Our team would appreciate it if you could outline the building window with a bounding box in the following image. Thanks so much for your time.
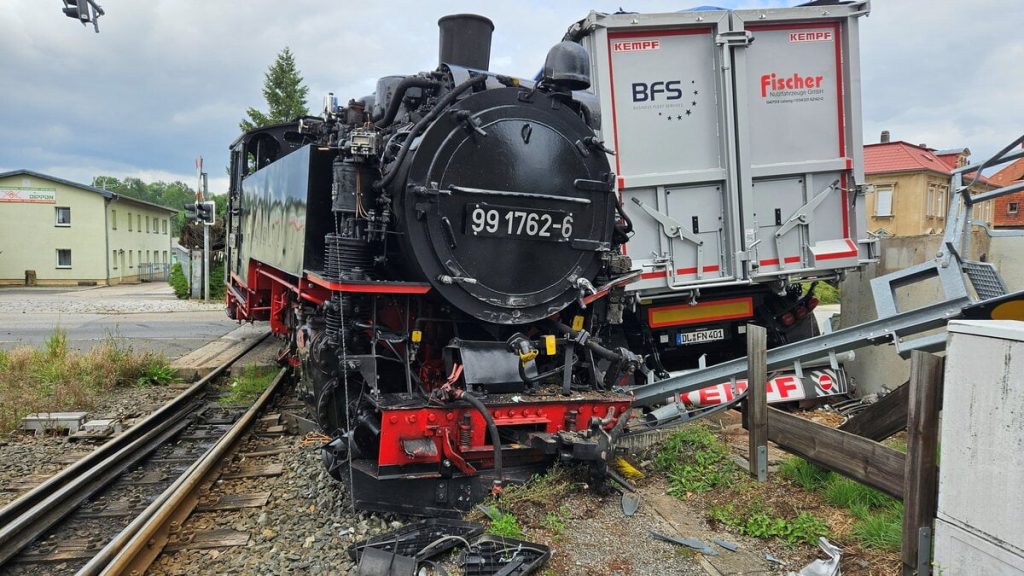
[146,215,150,233]
[112,250,118,269]
[874,186,894,217]
[137,214,141,232]
[129,251,133,268]
[128,212,133,231]
[926,183,947,219]
[146,250,150,264]
[1009,202,1020,215]
[163,250,168,264]
[55,206,71,226]
[112,209,117,230]
[162,219,168,234]
[56,249,72,268]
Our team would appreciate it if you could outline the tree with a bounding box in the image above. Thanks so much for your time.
[239,47,310,132]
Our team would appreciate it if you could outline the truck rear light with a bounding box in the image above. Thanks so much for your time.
[780,312,795,326]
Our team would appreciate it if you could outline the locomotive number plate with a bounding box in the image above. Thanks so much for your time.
[466,204,573,241]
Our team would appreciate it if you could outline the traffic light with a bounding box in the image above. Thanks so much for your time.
[197,201,216,225]
[62,0,89,22]
[183,202,200,223]
[62,0,104,32]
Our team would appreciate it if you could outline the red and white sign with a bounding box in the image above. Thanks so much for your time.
[788,31,833,43]
[612,39,660,52]
[681,369,848,407]
[0,187,56,204]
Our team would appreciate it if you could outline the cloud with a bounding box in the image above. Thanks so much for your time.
[1,0,1020,191]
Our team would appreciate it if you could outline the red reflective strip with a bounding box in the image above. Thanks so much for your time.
[758,256,801,267]
[639,265,720,280]
[815,239,859,261]
[607,28,712,39]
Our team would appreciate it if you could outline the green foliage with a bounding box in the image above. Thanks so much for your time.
[803,281,840,305]
[541,506,571,535]
[220,365,278,405]
[136,361,180,388]
[779,457,830,491]
[209,260,226,301]
[710,503,829,546]
[655,424,737,496]
[488,510,524,540]
[168,262,189,299]
[240,47,310,132]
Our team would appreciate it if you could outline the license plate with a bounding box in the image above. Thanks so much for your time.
[676,328,726,345]
[466,204,573,242]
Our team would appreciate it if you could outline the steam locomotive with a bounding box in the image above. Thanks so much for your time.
[226,15,640,516]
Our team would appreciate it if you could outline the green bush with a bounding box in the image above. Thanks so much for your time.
[656,424,737,497]
[209,260,226,301]
[803,281,840,305]
[168,262,189,299]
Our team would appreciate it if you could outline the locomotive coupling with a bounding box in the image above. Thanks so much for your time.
[506,333,539,364]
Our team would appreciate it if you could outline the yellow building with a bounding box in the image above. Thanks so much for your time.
[863,137,994,237]
[0,170,177,286]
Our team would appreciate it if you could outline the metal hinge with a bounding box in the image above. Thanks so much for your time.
[716,30,753,47]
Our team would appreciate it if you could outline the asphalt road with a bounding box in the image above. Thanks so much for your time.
[0,284,240,359]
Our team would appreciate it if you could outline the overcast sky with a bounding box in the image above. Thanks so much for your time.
[1,0,1021,195]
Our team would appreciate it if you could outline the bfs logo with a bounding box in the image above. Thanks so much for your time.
[632,81,683,102]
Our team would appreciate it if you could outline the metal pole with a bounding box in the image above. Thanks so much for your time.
[203,224,210,302]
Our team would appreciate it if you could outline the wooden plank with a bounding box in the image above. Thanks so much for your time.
[902,352,944,576]
[839,381,909,441]
[220,463,284,480]
[746,324,768,481]
[766,407,906,499]
[196,492,271,512]
[165,529,251,552]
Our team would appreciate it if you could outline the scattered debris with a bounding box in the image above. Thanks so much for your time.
[650,531,719,556]
[766,553,785,566]
[713,539,739,552]
[460,534,551,576]
[620,492,641,517]
[787,537,842,576]
[349,518,484,563]
[358,546,417,576]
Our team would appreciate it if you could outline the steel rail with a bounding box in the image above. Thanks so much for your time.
[81,366,290,576]
[0,331,270,565]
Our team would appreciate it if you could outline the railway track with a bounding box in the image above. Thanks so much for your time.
[0,333,291,576]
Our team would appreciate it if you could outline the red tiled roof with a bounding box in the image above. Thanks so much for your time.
[865,141,994,184]
[991,157,1024,187]
[865,141,950,175]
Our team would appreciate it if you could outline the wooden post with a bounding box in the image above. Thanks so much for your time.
[902,351,944,576]
[746,324,768,482]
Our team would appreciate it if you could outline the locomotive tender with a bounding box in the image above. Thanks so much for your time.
[226,15,639,515]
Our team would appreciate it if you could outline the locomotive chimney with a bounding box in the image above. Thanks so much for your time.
[880,130,890,143]
[438,14,494,71]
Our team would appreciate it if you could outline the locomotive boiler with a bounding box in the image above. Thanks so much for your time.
[225,15,639,516]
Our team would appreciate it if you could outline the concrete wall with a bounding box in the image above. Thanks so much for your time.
[0,173,107,284]
[839,231,991,395]
[986,235,1024,293]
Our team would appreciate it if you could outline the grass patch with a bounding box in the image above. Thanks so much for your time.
[0,328,178,434]
[655,424,738,497]
[710,502,829,545]
[779,457,903,552]
[541,505,571,536]
[779,457,830,490]
[803,281,840,305]
[220,365,278,405]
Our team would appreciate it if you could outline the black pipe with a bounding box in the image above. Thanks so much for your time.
[460,391,503,486]
[373,77,441,128]
[374,74,486,191]
[550,320,624,362]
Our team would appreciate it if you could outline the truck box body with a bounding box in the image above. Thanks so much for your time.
[577,3,872,296]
